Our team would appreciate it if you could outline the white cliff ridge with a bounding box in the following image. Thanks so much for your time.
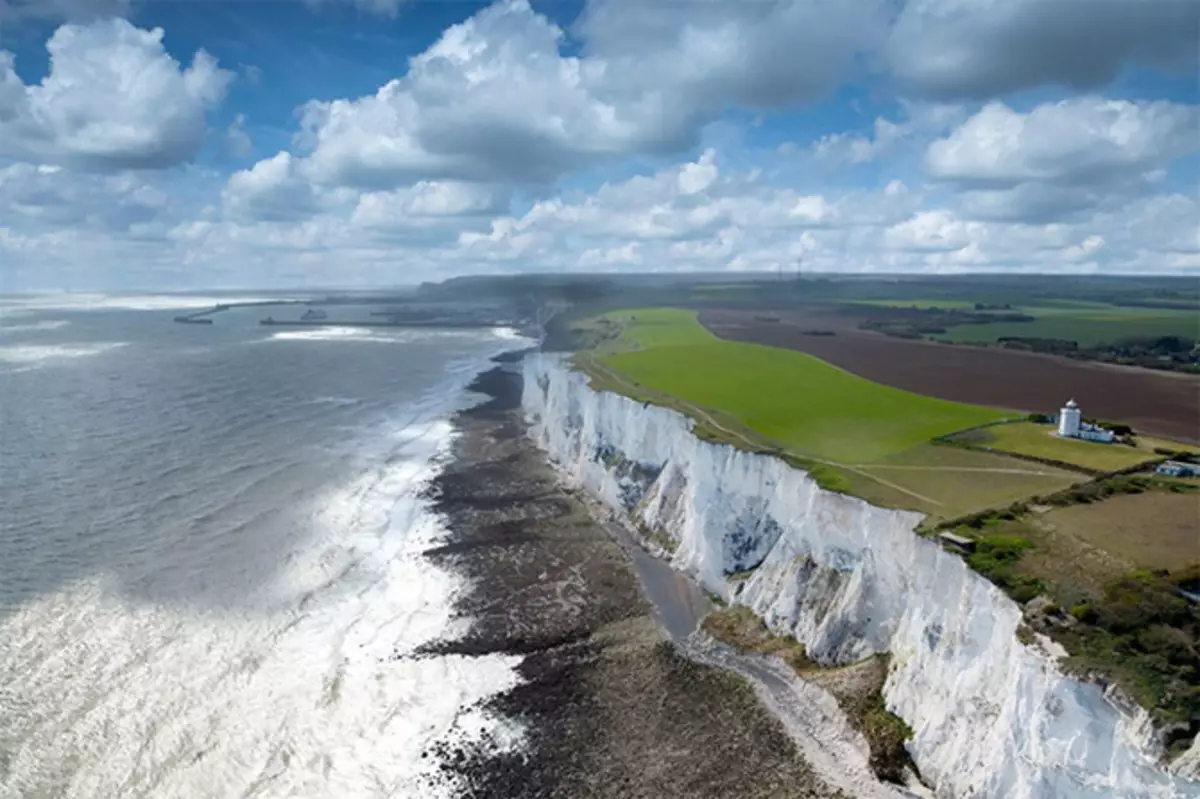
[523,354,1200,799]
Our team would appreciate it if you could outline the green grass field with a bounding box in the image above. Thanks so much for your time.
[933,304,1198,346]
[966,422,1160,471]
[600,309,1011,464]
[857,445,1082,519]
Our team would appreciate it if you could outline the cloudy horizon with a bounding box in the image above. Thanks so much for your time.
[0,0,1197,291]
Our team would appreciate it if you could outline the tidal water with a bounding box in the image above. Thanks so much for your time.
[0,295,527,798]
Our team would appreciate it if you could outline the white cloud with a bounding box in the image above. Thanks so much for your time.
[885,210,981,252]
[887,0,1200,99]
[924,98,1199,221]
[813,117,910,165]
[221,152,327,222]
[349,182,503,244]
[287,0,887,190]
[926,98,1197,185]
[2,1,1198,289]
[0,162,169,231]
[677,150,718,195]
[0,19,233,171]
[227,114,252,159]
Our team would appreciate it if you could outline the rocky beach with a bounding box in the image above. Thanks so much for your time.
[418,359,847,798]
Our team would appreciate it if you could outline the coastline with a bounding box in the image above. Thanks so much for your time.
[421,356,847,798]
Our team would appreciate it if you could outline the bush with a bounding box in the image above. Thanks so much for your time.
[967,536,1043,603]
[1071,602,1097,623]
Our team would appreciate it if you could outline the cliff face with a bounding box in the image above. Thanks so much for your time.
[523,354,1200,799]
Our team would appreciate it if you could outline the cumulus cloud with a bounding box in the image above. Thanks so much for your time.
[887,0,1200,99]
[352,182,502,226]
[810,104,965,166]
[813,117,912,165]
[0,162,169,231]
[221,152,326,222]
[576,0,890,110]
[0,19,233,171]
[924,98,1199,221]
[288,0,888,190]
[458,149,919,273]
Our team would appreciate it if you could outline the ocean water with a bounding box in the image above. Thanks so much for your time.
[0,296,528,798]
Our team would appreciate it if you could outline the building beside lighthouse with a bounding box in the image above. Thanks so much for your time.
[1055,399,1115,443]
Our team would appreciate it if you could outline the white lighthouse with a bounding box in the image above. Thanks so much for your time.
[1057,398,1082,438]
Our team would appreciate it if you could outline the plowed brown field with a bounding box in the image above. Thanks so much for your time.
[700,309,1200,444]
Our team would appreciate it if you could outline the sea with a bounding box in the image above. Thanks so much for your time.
[0,294,530,798]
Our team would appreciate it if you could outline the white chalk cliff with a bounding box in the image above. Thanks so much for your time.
[523,353,1200,799]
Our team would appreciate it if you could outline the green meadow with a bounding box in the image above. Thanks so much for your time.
[598,309,1010,464]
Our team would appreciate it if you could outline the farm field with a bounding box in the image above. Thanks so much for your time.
[933,306,1199,346]
[573,309,1084,519]
[599,309,1011,464]
[700,308,1200,443]
[1039,490,1200,575]
[956,422,1162,472]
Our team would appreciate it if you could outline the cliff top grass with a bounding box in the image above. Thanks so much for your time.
[570,308,1083,519]
[593,309,1011,464]
[950,421,1165,472]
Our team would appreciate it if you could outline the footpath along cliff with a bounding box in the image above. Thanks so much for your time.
[523,353,1200,799]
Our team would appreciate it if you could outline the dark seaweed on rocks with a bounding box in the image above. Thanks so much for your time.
[420,361,847,799]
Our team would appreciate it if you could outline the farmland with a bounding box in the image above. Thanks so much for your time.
[573,309,1080,521]
[933,304,1199,347]
[1041,490,1200,574]
[601,310,1009,464]
[701,308,1200,443]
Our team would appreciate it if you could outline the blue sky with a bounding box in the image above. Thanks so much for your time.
[0,0,1196,290]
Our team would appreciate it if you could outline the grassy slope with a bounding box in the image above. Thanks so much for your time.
[602,309,1009,464]
[977,422,1160,471]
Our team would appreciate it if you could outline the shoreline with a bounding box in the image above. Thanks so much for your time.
[420,357,849,798]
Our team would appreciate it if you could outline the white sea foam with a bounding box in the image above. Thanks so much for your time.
[0,342,127,367]
[0,319,70,334]
[268,327,408,344]
[0,409,524,798]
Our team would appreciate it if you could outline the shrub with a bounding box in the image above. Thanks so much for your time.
[1071,603,1097,623]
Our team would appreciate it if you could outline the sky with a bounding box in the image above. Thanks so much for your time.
[0,0,1197,291]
